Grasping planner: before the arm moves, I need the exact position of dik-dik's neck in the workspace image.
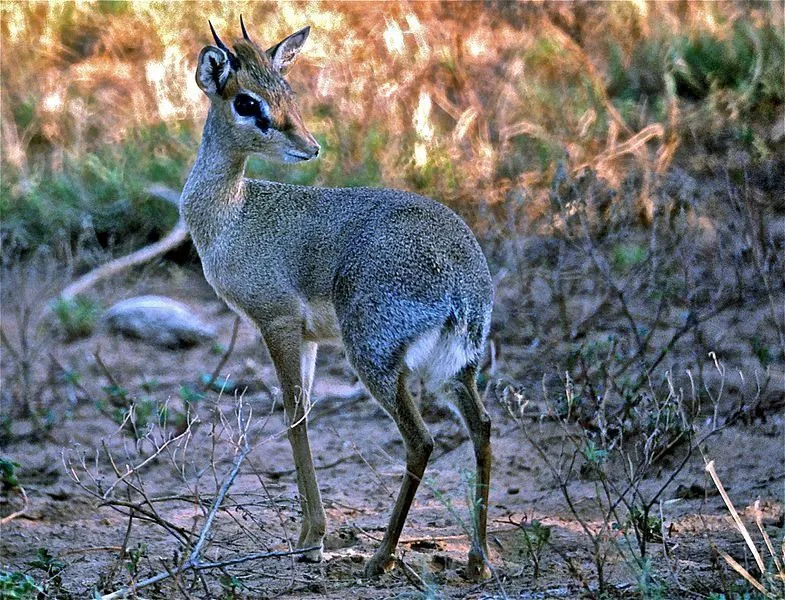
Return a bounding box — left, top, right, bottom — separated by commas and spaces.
181, 106, 247, 250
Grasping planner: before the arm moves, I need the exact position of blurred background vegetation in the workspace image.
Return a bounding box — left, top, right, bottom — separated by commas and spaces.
1, 1, 782, 257
1, 4, 784, 596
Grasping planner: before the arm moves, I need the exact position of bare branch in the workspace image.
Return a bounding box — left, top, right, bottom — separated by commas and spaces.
202, 315, 241, 392
52, 186, 187, 304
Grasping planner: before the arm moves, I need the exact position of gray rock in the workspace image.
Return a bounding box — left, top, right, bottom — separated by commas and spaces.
104, 295, 216, 348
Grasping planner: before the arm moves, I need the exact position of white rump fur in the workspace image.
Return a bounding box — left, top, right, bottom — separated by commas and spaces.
404, 326, 476, 391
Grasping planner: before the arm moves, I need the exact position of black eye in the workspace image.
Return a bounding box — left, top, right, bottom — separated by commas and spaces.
233, 94, 258, 117
234, 94, 272, 133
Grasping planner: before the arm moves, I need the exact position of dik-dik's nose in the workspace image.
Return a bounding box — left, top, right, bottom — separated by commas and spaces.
303, 135, 320, 158
289, 126, 320, 160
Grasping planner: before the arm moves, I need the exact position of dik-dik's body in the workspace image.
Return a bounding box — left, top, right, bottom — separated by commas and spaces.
182, 20, 494, 580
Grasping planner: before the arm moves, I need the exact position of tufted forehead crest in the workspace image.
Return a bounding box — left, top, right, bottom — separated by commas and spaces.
219, 39, 290, 100
234, 40, 274, 74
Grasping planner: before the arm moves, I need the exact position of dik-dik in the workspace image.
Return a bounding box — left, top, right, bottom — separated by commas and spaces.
181, 19, 494, 580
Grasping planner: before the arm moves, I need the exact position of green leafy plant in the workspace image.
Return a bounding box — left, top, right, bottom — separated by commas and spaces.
52, 296, 101, 341
102, 384, 130, 406
584, 439, 609, 464
29, 547, 66, 595
125, 543, 148, 579
628, 506, 664, 545
117, 398, 160, 439
29, 548, 65, 575
140, 378, 160, 393
512, 517, 551, 578
0, 457, 21, 490
200, 373, 237, 393
0, 571, 42, 599
0, 416, 11, 445
179, 384, 205, 406
612, 242, 647, 270
128, 398, 157, 432
219, 574, 243, 599
750, 336, 772, 368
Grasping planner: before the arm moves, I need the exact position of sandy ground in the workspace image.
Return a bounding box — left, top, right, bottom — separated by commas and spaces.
1, 270, 783, 599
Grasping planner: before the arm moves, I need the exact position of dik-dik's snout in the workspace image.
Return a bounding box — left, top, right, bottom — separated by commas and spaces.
285, 128, 320, 161
299, 134, 320, 159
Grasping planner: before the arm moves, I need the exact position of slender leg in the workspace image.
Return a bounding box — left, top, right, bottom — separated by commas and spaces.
264, 328, 326, 561
365, 373, 434, 576
452, 366, 492, 580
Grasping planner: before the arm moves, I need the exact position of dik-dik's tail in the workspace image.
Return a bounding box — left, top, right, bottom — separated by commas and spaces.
404, 305, 490, 392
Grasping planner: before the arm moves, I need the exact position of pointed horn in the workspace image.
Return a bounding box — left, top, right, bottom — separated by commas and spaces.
208, 20, 230, 53
208, 20, 240, 70
240, 15, 251, 42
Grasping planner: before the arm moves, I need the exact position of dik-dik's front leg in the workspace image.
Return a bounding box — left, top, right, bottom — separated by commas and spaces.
264, 326, 326, 561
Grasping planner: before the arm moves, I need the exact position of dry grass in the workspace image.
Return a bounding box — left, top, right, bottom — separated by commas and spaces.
2, 1, 782, 250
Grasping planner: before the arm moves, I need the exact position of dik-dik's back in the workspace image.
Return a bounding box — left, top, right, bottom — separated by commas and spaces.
182, 19, 494, 580
199, 180, 492, 387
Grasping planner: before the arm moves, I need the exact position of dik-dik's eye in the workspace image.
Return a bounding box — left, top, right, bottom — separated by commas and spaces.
233, 93, 272, 133
233, 94, 258, 117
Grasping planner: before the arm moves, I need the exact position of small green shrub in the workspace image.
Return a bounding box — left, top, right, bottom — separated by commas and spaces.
28, 547, 66, 596
124, 543, 148, 578
128, 398, 158, 432
750, 336, 772, 367
29, 548, 65, 576
0, 571, 41, 599
0, 458, 21, 490
1, 123, 187, 254
219, 574, 244, 599
627, 507, 664, 545
179, 384, 205, 406
515, 518, 551, 578
52, 296, 101, 341
200, 373, 237, 393
612, 242, 647, 270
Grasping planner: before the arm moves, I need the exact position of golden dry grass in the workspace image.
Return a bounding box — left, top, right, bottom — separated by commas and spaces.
1, 1, 782, 242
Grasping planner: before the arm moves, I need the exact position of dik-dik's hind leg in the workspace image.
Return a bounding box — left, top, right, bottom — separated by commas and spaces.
264, 329, 326, 562
364, 372, 434, 577
452, 366, 492, 581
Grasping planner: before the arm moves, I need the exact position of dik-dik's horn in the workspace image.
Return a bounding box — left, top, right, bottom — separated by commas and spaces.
208, 20, 230, 52
240, 15, 252, 42
208, 20, 239, 69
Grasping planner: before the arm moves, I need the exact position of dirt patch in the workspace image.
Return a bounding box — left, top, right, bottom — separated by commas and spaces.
1, 267, 783, 598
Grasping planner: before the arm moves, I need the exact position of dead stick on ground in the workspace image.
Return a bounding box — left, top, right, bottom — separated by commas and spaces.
51, 186, 188, 305
93, 347, 121, 390
397, 557, 428, 592
100, 546, 321, 600
705, 460, 767, 577
56, 220, 188, 302
0, 486, 28, 525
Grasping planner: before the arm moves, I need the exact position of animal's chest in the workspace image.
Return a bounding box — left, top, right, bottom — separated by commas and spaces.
300, 298, 342, 343
203, 254, 341, 343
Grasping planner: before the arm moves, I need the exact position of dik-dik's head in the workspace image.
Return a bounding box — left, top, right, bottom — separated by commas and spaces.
196, 18, 320, 163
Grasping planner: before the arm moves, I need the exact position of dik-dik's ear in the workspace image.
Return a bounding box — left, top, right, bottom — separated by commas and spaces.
267, 26, 310, 75
196, 46, 234, 97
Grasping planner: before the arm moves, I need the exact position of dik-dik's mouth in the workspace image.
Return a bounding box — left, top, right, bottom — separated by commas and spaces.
285, 151, 312, 161
284, 149, 319, 162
